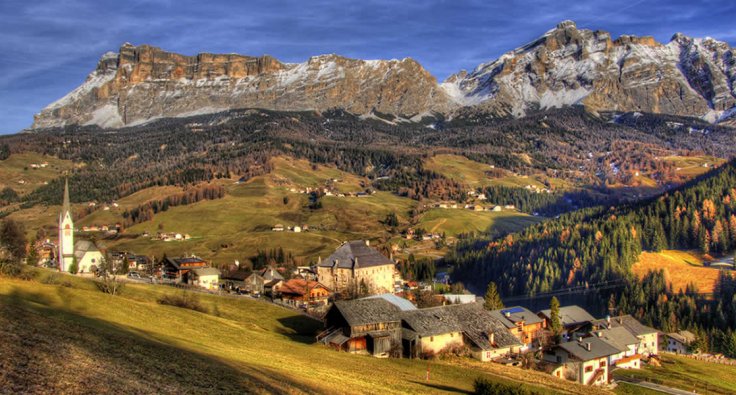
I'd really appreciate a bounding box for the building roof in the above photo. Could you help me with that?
[539,305,595,327]
[73,240,100,261]
[332,299,402,327]
[61,178,71,219]
[163,256,207,270]
[318,240,393,269]
[442,294,477,304]
[593,327,639,352]
[591,315,657,337]
[260,267,284,281]
[401,303,521,350]
[667,330,696,344]
[222,269,252,281]
[279,279,329,296]
[557,337,621,361]
[192,267,221,277]
[264,278,283,287]
[490,306,544,329]
[362,293,417,311]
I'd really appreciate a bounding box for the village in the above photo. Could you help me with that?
[26,181,726,391]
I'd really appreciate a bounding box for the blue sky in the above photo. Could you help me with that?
[1,0,735,134]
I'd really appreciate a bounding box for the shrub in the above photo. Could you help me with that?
[95,274,124,295]
[157,292,208,313]
[473,378,535,395]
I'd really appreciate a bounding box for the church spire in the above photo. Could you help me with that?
[62,178,71,217]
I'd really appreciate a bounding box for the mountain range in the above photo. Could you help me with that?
[33,20,736,129]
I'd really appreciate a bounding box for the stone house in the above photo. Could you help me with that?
[317,240,395,295]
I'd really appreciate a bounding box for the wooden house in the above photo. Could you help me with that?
[490,306,546,349]
[279,279,331,306]
[162,256,208,283]
[320,299,402,358]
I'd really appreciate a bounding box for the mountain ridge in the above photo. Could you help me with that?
[33,21,736,129]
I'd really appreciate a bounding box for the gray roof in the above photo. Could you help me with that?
[557,337,621,361]
[539,305,595,327]
[667,330,696,344]
[74,240,99,261]
[401,303,521,350]
[192,267,221,277]
[490,306,544,329]
[319,241,393,269]
[332,299,401,327]
[362,293,417,311]
[591,315,657,337]
[593,327,639,352]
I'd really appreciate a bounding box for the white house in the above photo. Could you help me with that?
[190,268,221,290]
[665,331,696,354]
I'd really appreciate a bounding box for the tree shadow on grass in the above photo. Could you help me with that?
[409,380,472,394]
[276,314,323,345]
[0,288,322,394]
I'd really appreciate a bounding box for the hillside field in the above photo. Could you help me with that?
[424,154,551,189]
[0,152,77,195]
[0,270,607,395]
[632,250,723,293]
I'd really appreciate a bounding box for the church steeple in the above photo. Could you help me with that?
[62,178,71,218]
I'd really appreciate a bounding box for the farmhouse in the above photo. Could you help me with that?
[591,315,659,356]
[589,326,641,369]
[490,306,546,349]
[279,279,331,307]
[665,330,696,354]
[320,299,402,358]
[538,305,595,338]
[543,337,619,386]
[190,267,221,290]
[162,256,208,283]
[317,240,395,294]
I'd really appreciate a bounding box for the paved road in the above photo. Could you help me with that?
[617,379,698,395]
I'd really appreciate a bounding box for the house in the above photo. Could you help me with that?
[264,278,283,296]
[317,240,395,295]
[538,305,595,338]
[279,279,331,306]
[190,267,221,290]
[591,315,659,356]
[665,330,696,354]
[319,299,402,357]
[260,267,285,282]
[73,240,104,273]
[221,269,250,288]
[490,306,546,349]
[402,303,522,361]
[243,273,266,294]
[272,224,285,232]
[544,337,619,386]
[162,256,208,282]
[590,327,641,369]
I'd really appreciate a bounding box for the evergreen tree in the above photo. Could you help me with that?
[483,281,504,310]
[550,296,562,344]
[69,257,79,275]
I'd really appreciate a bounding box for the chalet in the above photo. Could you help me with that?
[162,256,208,283]
[279,279,331,307]
[317,240,395,295]
[538,305,595,338]
[402,303,522,361]
[221,269,251,290]
[665,330,696,354]
[591,315,659,356]
[190,268,221,290]
[320,299,402,358]
[260,267,285,282]
[590,327,641,369]
[490,306,546,349]
[543,337,619,385]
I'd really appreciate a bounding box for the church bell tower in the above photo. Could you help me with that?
[58,179,74,272]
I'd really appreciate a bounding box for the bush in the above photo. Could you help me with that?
[95,275,124,295]
[473,378,535,395]
[41,272,73,287]
[0,260,21,277]
[157,292,208,313]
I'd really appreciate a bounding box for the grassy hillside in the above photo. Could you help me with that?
[0,270,605,395]
[613,354,736,394]
[0,152,76,195]
[417,208,542,237]
[632,250,722,293]
[424,154,548,189]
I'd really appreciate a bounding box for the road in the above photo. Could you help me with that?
[617,379,698,395]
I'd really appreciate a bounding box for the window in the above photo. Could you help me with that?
[430,336,434,342]
[600,360,606,367]
[585,366,593,373]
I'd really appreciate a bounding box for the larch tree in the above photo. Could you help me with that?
[483,281,504,310]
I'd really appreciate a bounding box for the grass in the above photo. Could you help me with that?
[661,155,726,178]
[417,208,543,237]
[0,269,604,394]
[632,250,721,293]
[424,154,548,189]
[612,354,736,395]
[0,152,77,195]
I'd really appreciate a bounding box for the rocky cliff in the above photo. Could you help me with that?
[34,43,453,128]
[34,22,736,128]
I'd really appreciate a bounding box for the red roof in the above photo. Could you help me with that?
[279,279,330,296]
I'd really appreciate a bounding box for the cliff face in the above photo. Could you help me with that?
[33,22,736,129]
[441,21,736,120]
[34,43,453,128]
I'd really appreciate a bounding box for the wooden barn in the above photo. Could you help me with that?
[319,299,402,358]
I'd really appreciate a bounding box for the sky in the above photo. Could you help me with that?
[1,0,735,134]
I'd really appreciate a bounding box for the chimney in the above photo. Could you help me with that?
[489,332,495,345]
[578,337,583,343]
[606,315,611,325]
[504,311,511,318]
[586,342,591,351]
[365,240,370,246]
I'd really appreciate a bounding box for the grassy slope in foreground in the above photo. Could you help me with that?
[0,270,604,395]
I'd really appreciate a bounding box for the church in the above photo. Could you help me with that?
[58,180,103,273]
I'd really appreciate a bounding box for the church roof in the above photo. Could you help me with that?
[61,178,71,218]
[74,240,100,261]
